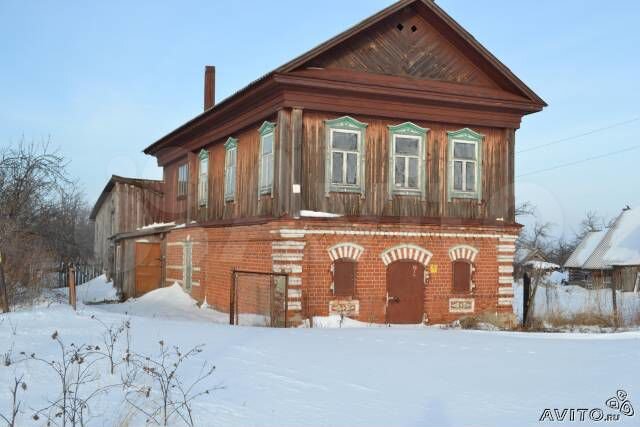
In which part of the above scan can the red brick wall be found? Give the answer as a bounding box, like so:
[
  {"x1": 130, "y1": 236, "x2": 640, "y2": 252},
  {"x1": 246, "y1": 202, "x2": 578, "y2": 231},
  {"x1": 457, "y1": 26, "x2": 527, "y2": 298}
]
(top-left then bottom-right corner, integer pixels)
[
  {"x1": 164, "y1": 219, "x2": 518, "y2": 325},
  {"x1": 302, "y1": 229, "x2": 502, "y2": 324},
  {"x1": 165, "y1": 224, "x2": 276, "y2": 315}
]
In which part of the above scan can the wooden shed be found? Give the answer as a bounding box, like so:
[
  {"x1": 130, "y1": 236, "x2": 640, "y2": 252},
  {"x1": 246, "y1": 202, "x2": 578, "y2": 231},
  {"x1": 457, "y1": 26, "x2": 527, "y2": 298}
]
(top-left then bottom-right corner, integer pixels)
[{"x1": 90, "y1": 175, "x2": 166, "y2": 294}]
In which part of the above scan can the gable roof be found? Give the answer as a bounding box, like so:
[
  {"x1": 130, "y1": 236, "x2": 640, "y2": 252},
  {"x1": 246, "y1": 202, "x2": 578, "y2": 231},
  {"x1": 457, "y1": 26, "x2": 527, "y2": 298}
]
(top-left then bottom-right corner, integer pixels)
[
  {"x1": 564, "y1": 230, "x2": 607, "y2": 269},
  {"x1": 602, "y1": 208, "x2": 640, "y2": 266},
  {"x1": 143, "y1": 0, "x2": 545, "y2": 156},
  {"x1": 90, "y1": 175, "x2": 164, "y2": 220},
  {"x1": 569, "y1": 208, "x2": 640, "y2": 270},
  {"x1": 275, "y1": 0, "x2": 545, "y2": 103}
]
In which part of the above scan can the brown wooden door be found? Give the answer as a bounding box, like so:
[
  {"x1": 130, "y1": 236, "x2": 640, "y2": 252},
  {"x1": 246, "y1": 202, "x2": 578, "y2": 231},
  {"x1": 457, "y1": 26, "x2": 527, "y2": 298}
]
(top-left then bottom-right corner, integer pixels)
[
  {"x1": 135, "y1": 242, "x2": 162, "y2": 297},
  {"x1": 386, "y1": 261, "x2": 425, "y2": 324}
]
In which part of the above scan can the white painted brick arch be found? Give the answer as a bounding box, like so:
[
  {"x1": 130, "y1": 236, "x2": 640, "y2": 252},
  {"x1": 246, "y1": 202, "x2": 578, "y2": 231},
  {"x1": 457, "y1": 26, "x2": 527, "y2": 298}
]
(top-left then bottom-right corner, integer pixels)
[
  {"x1": 449, "y1": 245, "x2": 479, "y2": 262},
  {"x1": 381, "y1": 244, "x2": 432, "y2": 266},
  {"x1": 328, "y1": 242, "x2": 365, "y2": 261}
]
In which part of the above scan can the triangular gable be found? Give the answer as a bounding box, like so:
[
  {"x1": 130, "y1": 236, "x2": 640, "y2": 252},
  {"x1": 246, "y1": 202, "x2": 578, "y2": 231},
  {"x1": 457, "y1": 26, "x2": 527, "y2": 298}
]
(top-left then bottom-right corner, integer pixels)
[{"x1": 276, "y1": 0, "x2": 545, "y2": 105}]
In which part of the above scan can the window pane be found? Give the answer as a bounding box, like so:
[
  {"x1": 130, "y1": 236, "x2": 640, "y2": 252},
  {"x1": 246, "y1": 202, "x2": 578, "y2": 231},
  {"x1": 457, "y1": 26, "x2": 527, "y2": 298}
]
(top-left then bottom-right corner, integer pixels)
[
  {"x1": 395, "y1": 157, "x2": 405, "y2": 187},
  {"x1": 454, "y1": 142, "x2": 476, "y2": 160},
  {"x1": 262, "y1": 134, "x2": 273, "y2": 155},
  {"x1": 267, "y1": 153, "x2": 273, "y2": 186},
  {"x1": 465, "y1": 161, "x2": 476, "y2": 192},
  {"x1": 453, "y1": 161, "x2": 463, "y2": 191},
  {"x1": 332, "y1": 131, "x2": 358, "y2": 151},
  {"x1": 408, "y1": 158, "x2": 419, "y2": 188},
  {"x1": 346, "y1": 152, "x2": 358, "y2": 185},
  {"x1": 261, "y1": 157, "x2": 268, "y2": 186},
  {"x1": 332, "y1": 152, "x2": 343, "y2": 184},
  {"x1": 261, "y1": 153, "x2": 273, "y2": 189},
  {"x1": 395, "y1": 137, "x2": 419, "y2": 155}
]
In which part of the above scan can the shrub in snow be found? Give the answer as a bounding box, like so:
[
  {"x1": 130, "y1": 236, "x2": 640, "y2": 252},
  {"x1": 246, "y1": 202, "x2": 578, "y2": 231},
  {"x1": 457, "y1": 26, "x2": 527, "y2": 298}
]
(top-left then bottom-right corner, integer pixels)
[
  {"x1": 123, "y1": 341, "x2": 221, "y2": 427},
  {"x1": 28, "y1": 331, "x2": 120, "y2": 427},
  {"x1": 0, "y1": 374, "x2": 26, "y2": 427},
  {"x1": 90, "y1": 315, "x2": 129, "y2": 375}
]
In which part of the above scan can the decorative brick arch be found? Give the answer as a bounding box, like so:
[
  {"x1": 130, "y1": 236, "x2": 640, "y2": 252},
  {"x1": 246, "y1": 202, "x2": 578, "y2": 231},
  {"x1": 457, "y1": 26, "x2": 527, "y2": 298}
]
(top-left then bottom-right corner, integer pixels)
[
  {"x1": 449, "y1": 245, "x2": 479, "y2": 262},
  {"x1": 381, "y1": 244, "x2": 432, "y2": 266},
  {"x1": 328, "y1": 242, "x2": 365, "y2": 262}
]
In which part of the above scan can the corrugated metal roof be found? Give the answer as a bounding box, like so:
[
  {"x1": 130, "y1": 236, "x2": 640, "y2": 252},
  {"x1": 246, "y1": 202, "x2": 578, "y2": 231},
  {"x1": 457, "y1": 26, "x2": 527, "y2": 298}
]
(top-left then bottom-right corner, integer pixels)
[{"x1": 564, "y1": 230, "x2": 607, "y2": 269}]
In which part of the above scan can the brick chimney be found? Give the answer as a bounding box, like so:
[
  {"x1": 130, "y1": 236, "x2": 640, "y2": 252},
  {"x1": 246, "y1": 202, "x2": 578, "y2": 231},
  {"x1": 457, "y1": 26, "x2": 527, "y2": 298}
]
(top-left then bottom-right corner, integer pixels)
[{"x1": 204, "y1": 66, "x2": 215, "y2": 110}]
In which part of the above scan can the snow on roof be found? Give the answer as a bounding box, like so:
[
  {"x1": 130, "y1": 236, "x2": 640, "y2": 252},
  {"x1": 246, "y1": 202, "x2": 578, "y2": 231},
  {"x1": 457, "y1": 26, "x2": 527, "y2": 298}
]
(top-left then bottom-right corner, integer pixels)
[
  {"x1": 602, "y1": 208, "x2": 640, "y2": 266},
  {"x1": 564, "y1": 230, "x2": 607, "y2": 268},
  {"x1": 580, "y1": 208, "x2": 640, "y2": 270},
  {"x1": 524, "y1": 260, "x2": 560, "y2": 270}
]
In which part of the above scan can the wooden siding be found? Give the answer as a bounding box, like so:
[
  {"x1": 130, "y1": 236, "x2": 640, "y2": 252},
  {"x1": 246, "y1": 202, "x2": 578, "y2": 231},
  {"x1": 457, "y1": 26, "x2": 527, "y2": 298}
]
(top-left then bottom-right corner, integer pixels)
[
  {"x1": 162, "y1": 109, "x2": 516, "y2": 224},
  {"x1": 165, "y1": 115, "x2": 281, "y2": 223},
  {"x1": 301, "y1": 111, "x2": 515, "y2": 222},
  {"x1": 93, "y1": 179, "x2": 165, "y2": 277},
  {"x1": 163, "y1": 161, "x2": 189, "y2": 223},
  {"x1": 306, "y1": 7, "x2": 498, "y2": 89}
]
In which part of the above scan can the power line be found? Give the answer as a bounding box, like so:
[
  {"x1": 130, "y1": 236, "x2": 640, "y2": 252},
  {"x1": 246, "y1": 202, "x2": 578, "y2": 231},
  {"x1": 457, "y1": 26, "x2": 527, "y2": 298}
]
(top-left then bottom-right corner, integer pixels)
[
  {"x1": 517, "y1": 116, "x2": 640, "y2": 154},
  {"x1": 517, "y1": 144, "x2": 640, "y2": 178}
]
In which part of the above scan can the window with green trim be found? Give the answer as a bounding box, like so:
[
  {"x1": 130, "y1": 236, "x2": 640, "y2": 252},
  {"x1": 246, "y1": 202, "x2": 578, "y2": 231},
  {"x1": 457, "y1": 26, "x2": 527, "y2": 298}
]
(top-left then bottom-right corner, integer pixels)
[
  {"x1": 325, "y1": 116, "x2": 367, "y2": 195},
  {"x1": 198, "y1": 149, "x2": 209, "y2": 207},
  {"x1": 388, "y1": 122, "x2": 428, "y2": 199},
  {"x1": 447, "y1": 128, "x2": 484, "y2": 201},
  {"x1": 258, "y1": 121, "x2": 275, "y2": 196},
  {"x1": 224, "y1": 137, "x2": 237, "y2": 202},
  {"x1": 177, "y1": 163, "x2": 188, "y2": 198}
]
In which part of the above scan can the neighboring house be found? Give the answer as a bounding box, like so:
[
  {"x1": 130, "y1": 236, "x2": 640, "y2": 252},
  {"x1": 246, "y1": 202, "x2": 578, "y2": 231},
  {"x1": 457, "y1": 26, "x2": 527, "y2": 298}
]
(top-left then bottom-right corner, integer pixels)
[
  {"x1": 90, "y1": 175, "x2": 166, "y2": 294},
  {"x1": 564, "y1": 208, "x2": 640, "y2": 291},
  {"x1": 515, "y1": 247, "x2": 559, "y2": 277},
  {"x1": 133, "y1": 0, "x2": 546, "y2": 324},
  {"x1": 564, "y1": 230, "x2": 607, "y2": 283}
]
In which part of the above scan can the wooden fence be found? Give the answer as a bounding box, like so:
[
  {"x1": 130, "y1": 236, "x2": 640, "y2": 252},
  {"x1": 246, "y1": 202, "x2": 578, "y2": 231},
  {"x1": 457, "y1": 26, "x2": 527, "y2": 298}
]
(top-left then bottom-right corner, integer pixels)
[{"x1": 57, "y1": 262, "x2": 103, "y2": 288}]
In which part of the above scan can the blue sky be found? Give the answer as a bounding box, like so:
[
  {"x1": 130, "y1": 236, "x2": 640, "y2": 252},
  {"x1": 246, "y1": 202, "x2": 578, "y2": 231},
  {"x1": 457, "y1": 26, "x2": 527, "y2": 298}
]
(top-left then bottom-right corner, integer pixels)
[{"x1": 1, "y1": 0, "x2": 639, "y2": 237}]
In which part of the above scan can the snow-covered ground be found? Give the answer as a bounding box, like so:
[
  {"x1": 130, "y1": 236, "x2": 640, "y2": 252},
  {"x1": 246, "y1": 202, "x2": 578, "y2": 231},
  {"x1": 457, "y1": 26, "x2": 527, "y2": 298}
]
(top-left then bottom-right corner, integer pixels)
[
  {"x1": 1, "y1": 279, "x2": 639, "y2": 426},
  {"x1": 513, "y1": 273, "x2": 640, "y2": 327}
]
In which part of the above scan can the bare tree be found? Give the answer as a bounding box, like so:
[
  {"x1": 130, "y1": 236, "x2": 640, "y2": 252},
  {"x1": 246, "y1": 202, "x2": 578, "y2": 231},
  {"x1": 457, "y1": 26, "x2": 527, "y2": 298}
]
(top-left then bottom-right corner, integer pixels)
[
  {"x1": 0, "y1": 139, "x2": 94, "y2": 307},
  {"x1": 515, "y1": 201, "x2": 536, "y2": 218}
]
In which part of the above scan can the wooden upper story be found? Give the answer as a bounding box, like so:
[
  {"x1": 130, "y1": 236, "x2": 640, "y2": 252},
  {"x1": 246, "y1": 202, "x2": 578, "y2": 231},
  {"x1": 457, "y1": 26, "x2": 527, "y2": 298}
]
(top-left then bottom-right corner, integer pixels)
[{"x1": 144, "y1": 0, "x2": 545, "y2": 226}]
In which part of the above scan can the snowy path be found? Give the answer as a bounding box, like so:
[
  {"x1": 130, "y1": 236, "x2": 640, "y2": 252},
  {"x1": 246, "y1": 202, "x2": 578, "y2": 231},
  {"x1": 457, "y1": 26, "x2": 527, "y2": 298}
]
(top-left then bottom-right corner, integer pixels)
[{"x1": 2, "y1": 302, "x2": 639, "y2": 427}]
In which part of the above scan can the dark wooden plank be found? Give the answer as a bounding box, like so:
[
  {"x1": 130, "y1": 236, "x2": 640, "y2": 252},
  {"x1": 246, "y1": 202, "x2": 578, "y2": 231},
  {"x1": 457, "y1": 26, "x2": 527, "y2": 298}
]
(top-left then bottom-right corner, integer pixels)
[{"x1": 291, "y1": 108, "x2": 303, "y2": 217}]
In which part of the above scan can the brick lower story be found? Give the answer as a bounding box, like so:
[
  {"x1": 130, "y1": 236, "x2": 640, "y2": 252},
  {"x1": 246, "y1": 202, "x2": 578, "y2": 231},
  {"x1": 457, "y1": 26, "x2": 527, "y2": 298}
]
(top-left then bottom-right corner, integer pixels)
[{"x1": 164, "y1": 219, "x2": 519, "y2": 326}]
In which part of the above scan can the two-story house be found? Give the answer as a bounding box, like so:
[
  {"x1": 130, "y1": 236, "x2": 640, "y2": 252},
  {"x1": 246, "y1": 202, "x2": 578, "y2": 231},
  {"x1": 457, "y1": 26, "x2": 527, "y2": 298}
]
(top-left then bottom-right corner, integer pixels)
[{"x1": 141, "y1": 0, "x2": 545, "y2": 325}]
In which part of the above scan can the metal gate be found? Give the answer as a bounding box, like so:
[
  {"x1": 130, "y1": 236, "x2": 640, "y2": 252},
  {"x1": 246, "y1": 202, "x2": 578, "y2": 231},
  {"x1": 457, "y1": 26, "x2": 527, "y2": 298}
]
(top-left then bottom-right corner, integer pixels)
[{"x1": 230, "y1": 269, "x2": 289, "y2": 327}]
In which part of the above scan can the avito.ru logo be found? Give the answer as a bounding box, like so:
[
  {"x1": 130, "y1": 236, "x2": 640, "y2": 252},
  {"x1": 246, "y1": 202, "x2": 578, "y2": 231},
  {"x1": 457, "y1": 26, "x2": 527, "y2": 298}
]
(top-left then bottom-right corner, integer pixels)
[{"x1": 539, "y1": 390, "x2": 634, "y2": 422}]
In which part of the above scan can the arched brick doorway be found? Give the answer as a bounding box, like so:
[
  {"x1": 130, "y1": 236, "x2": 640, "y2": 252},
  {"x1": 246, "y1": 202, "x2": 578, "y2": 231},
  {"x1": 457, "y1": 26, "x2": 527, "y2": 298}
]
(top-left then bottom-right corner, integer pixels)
[{"x1": 381, "y1": 244, "x2": 432, "y2": 324}]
